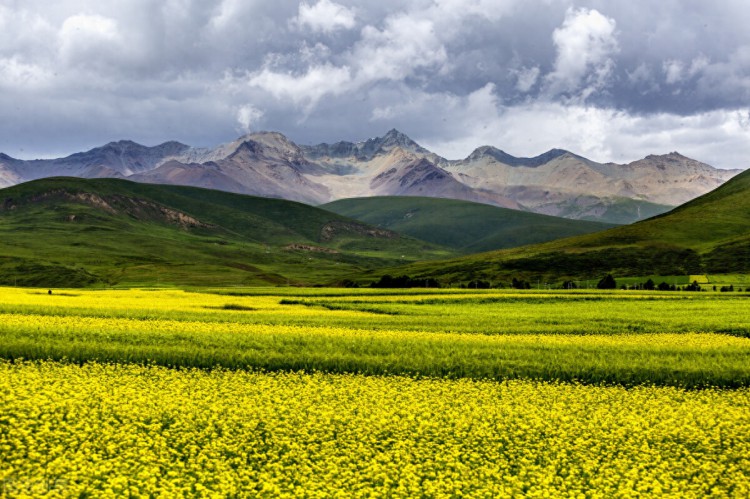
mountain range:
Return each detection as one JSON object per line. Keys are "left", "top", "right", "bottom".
{"left": 391, "top": 167, "right": 750, "bottom": 284}
{"left": 0, "top": 130, "right": 740, "bottom": 224}
{"left": 1, "top": 166, "right": 749, "bottom": 287}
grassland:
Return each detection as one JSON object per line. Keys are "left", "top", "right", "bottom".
{"left": 321, "top": 196, "right": 615, "bottom": 253}
{"left": 0, "top": 178, "right": 454, "bottom": 288}
{"left": 2, "top": 286, "right": 750, "bottom": 496}
{"left": 381, "top": 168, "right": 750, "bottom": 284}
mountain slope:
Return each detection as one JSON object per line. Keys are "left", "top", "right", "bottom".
{"left": 381, "top": 168, "right": 750, "bottom": 284}
{"left": 322, "top": 196, "right": 615, "bottom": 253}
{"left": 6, "top": 141, "right": 190, "bottom": 180}
{"left": 445, "top": 150, "right": 736, "bottom": 222}
{"left": 1, "top": 130, "right": 741, "bottom": 223}
{"left": 0, "top": 178, "right": 454, "bottom": 287}
{"left": 130, "top": 133, "right": 332, "bottom": 204}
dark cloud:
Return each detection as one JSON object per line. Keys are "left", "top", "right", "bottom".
{"left": 0, "top": 0, "right": 748, "bottom": 169}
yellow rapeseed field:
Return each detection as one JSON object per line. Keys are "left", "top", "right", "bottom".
{"left": 1, "top": 361, "right": 749, "bottom": 498}
{"left": 2, "top": 287, "right": 750, "bottom": 496}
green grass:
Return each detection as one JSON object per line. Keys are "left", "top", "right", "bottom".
{"left": 321, "top": 196, "right": 615, "bottom": 253}
{"left": 1, "top": 287, "right": 749, "bottom": 388}
{"left": 573, "top": 197, "right": 672, "bottom": 224}
{"left": 381, "top": 169, "right": 750, "bottom": 284}
{"left": 0, "top": 178, "right": 455, "bottom": 287}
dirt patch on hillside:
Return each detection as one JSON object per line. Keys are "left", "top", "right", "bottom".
{"left": 319, "top": 221, "right": 397, "bottom": 242}
{"left": 284, "top": 243, "right": 339, "bottom": 254}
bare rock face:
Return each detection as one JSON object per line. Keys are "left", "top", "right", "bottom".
{"left": 129, "top": 134, "right": 332, "bottom": 204}
{"left": 0, "top": 130, "right": 742, "bottom": 223}
{"left": 441, "top": 148, "right": 740, "bottom": 220}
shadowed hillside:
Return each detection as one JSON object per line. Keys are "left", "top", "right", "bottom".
{"left": 0, "top": 178, "right": 454, "bottom": 287}
{"left": 322, "top": 196, "right": 615, "bottom": 253}
{"left": 376, "top": 168, "right": 750, "bottom": 284}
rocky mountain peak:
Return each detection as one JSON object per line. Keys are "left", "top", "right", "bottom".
{"left": 300, "top": 129, "right": 429, "bottom": 162}
{"left": 466, "top": 146, "right": 570, "bottom": 167}
{"left": 1, "top": 130, "right": 741, "bottom": 224}
{"left": 245, "top": 131, "right": 301, "bottom": 151}
{"left": 377, "top": 129, "right": 424, "bottom": 151}
{"left": 645, "top": 151, "right": 687, "bottom": 161}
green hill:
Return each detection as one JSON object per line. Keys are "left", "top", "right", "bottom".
{"left": 0, "top": 178, "right": 454, "bottom": 287}
{"left": 321, "top": 196, "right": 616, "bottom": 253}
{"left": 373, "top": 169, "right": 750, "bottom": 285}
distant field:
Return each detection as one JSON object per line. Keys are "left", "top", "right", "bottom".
{"left": 2, "top": 287, "right": 750, "bottom": 386}
{"left": 2, "top": 287, "right": 750, "bottom": 496}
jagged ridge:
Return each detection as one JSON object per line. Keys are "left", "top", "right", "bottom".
{"left": 0, "top": 130, "right": 742, "bottom": 223}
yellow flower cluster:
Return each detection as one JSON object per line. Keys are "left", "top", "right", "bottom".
{"left": 2, "top": 361, "right": 749, "bottom": 498}
{"left": 0, "top": 287, "right": 365, "bottom": 318}
{"left": 1, "top": 310, "right": 747, "bottom": 352}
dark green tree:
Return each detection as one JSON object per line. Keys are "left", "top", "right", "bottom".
{"left": 597, "top": 274, "right": 617, "bottom": 289}
{"left": 657, "top": 281, "right": 671, "bottom": 291}
{"left": 561, "top": 280, "right": 577, "bottom": 290}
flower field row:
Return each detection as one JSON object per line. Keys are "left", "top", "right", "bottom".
{"left": 2, "top": 361, "right": 749, "bottom": 498}
{"left": 2, "top": 309, "right": 749, "bottom": 386}
{"left": 1, "top": 287, "right": 748, "bottom": 337}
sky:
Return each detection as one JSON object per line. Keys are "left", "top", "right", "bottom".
{"left": 1, "top": 0, "right": 749, "bottom": 169}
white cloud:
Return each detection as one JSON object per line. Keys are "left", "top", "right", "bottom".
{"left": 248, "top": 63, "right": 353, "bottom": 109}
{"left": 421, "top": 99, "right": 750, "bottom": 169}
{"left": 208, "top": 0, "right": 244, "bottom": 31}
{"left": 545, "top": 7, "right": 618, "bottom": 98}
{"left": 0, "top": 57, "right": 53, "bottom": 90}
{"left": 689, "top": 55, "right": 710, "bottom": 76}
{"left": 371, "top": 83, "right": 500, "bottom": 123}
{"left": 515, "top": 66, "right": 540, "bottom": 92}
{"left": 664, "top": 55, "right": 711, "bottom": 85}
{"left": 236, "top": 104, "right": 264, "bottom": 133}
{"left": 0, "top": 6, "right": 57, "bottom": 61}
{"left": 353, "top": 14, "right": 447, "bottom": 84}
{"left": 0, "top": 0, "right": 748, "bottom": 172}
{"left": 430, "top": 0, "right": 518, "bottom": 22}
{"left": 627, "top": 62, "right": 651, "bottom": 84}
{"left": 58, "top": 14, "right": 123, "bottom": 69}
{"left": 294, "top": 0, "right": 356, "bottom": 34}
{"left": 663, "top": 59, "right": 684, "bottom": 84}
{"left": 246, "top": 12, "right": 447, "bottom": 112}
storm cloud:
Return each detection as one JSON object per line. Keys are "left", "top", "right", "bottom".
{"left": 1, "top": 0, "right": 748, "bottom": 168}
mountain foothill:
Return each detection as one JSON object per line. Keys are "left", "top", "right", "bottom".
{"left": 0, "top": 129, "right": 746, "bottom": 287}
{"left": 0, "top": 129, "right": 738, "bottom": 224}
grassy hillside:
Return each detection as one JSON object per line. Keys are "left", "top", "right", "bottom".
{"left": 372, "top": 169, "right": 750, "bottom": 285}
{"left": 321, "top": 196, "right": 615, "bottom": 253}
{"left": 572, "top": 197, "right": 672, "bottom": 224}
{"left": 0, "top": 178, "right": 454, "bottom": 287}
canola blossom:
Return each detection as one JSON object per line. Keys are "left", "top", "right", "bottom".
{"left": 2, "top": 286, "right": 750, "bottom": 497}
{"left": 2, "top": 361, "right": 750, "bottom": 498}
{"left": 1, "top": 287, "right": 750, "bottom": 387}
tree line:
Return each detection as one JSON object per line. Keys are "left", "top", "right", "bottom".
{"left": 361, "top": 274, "right": 746, "bottom": 291}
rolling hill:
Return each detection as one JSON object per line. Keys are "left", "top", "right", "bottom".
{"left": 0, "top": 178, "right": 454, "bottom": 287}
{"left": 376, "top": 168, "right": 750, "bottom": 285}
{"left": 321, "top": 196, "right": 615, "bottom": 253}
{"left": 1, "top": 130, "right": 739, "bottom": 223}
